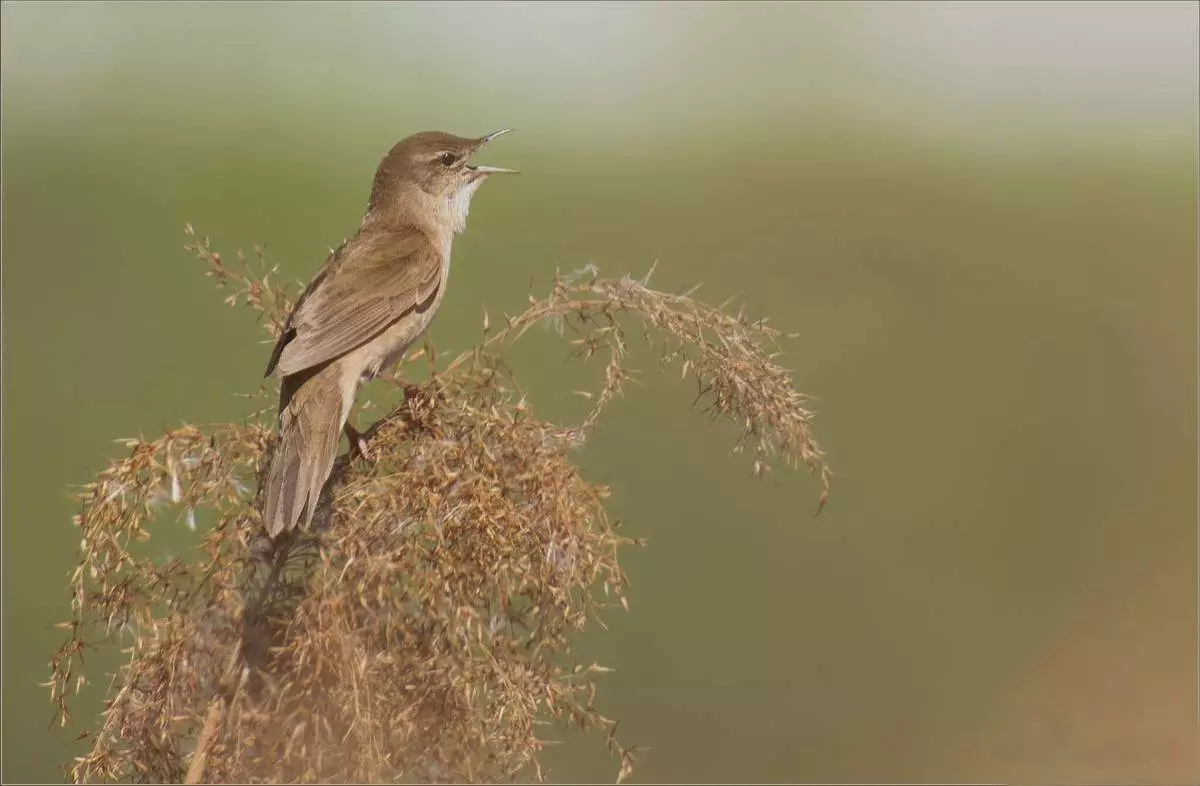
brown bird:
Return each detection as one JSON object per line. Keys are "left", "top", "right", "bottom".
{"left": 261, "top": 129, "right": 517, "bottom": 537}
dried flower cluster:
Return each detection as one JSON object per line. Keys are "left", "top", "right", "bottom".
{"left": 48, "top": 226, "right": 829, "bottom": 783}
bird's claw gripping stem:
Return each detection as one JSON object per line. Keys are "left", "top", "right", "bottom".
{"left": 344, "top": 421, "right": 374, "bottom": 462}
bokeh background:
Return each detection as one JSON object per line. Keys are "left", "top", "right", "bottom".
{"left": 3, "top": 1, "right": 1196, "bottom": 782}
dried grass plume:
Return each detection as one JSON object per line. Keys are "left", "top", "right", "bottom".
{"left": 48, "top": 226, "right": 830, "bottom": 783}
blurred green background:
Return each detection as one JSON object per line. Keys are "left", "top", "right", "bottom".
{"left": 3, "top": 1, "right": 1196, "bottom": 782}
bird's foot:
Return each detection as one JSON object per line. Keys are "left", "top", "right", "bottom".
{"left": 344, "top": 422, "right": 375, "bottom": 463}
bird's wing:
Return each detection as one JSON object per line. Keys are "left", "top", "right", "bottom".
{"left": 263, "top": 260, "right": 331, "bottom": 378}
{"left": 265, "top": 228, "right": 442, "bottom": 378}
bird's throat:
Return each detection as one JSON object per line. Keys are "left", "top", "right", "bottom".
{"left": 446, "top": 179, "right": 485, "bottom": 235}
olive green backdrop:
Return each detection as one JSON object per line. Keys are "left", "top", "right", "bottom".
{"left": 3, "top": 1, "right": 1196, "bottom": 782}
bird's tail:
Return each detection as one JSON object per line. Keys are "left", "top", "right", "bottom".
{"left": 262, "top": 363, "right": 347, "bottom": 537}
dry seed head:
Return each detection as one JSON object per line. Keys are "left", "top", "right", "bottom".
{"left": 49, "top": 229, "right": 829, "bottom": 783}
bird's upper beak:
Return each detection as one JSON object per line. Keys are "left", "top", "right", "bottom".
{"left": 468, "top": 129, "right": 519, "bottom": 175}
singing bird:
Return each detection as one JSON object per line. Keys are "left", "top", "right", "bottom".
{"left": 261, "top": 129, "right": 517, "bottom": 537}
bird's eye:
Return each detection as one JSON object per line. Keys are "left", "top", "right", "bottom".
{"left": 439, "top": 152, "right": 457, "bottom": 166}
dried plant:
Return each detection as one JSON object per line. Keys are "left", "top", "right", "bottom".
{"left": 48, "top": 225, "right": 830, "bottom": 783}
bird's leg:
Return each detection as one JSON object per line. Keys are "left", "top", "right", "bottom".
{"left": 401, "top": 382, "right": 423, "bottom": 405}
{"left": 344, "top": 414, "right": 375, "bottom": 463}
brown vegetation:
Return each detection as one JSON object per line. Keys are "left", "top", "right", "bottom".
{"left": 48, "top": 226, "right": 829, "bottom": 783}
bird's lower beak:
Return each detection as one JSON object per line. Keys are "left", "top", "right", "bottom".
{"left": 468, "top": 164, "right": 519, "bottom": 175}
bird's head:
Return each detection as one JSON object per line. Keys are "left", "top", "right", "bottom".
{"left": 368, "top": 129, "right": 517, "bottom": 233}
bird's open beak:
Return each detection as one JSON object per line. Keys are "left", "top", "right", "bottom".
{"left": 468, "top": 129, "right": 519, "bottom": 174}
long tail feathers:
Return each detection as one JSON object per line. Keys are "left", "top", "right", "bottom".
{"left": 263, "top": 366, "right": 346, "bottom": 537}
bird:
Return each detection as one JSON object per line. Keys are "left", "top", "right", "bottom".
{"left": 261, "top": 129, "right": 517, "bottom": 537}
